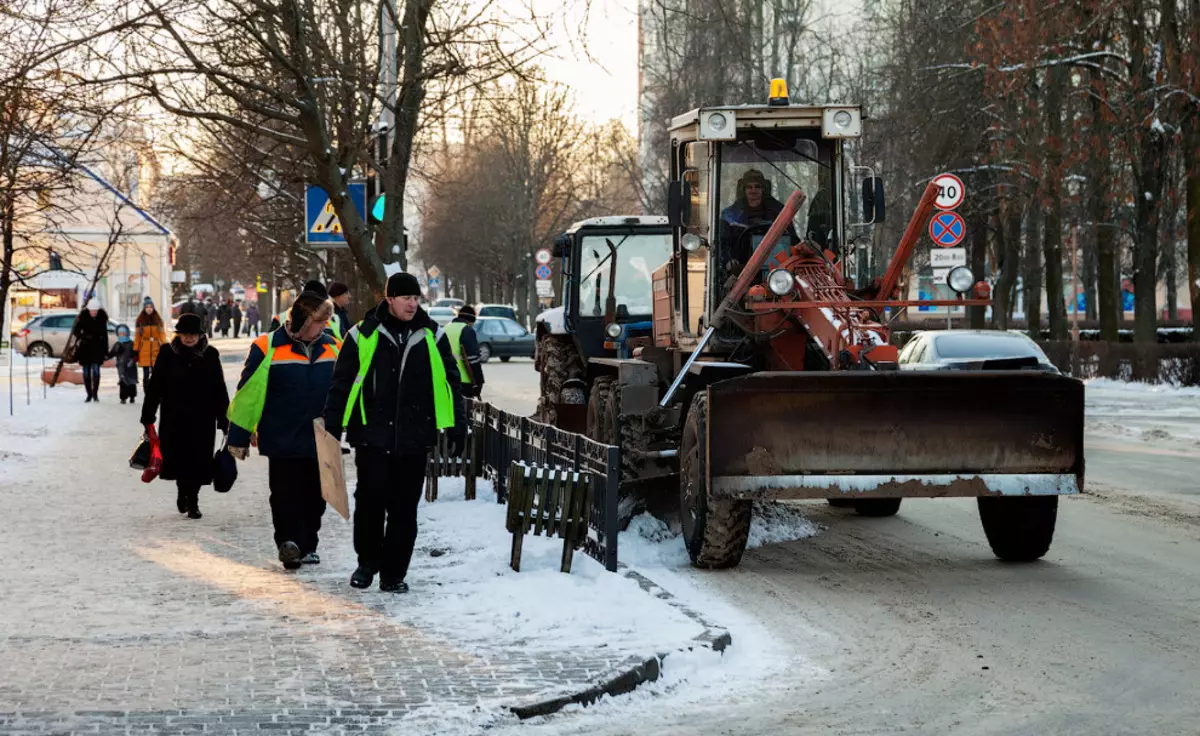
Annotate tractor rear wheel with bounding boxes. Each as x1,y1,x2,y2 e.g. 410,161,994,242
977,496,1057,561
586,376,614,442
679,393,751,569
826,499,855,508
854,499,903,517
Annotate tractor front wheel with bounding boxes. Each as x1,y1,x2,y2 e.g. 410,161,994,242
536,333,584,425
854,499,902,517
977,496,1058,562
679,393,751,569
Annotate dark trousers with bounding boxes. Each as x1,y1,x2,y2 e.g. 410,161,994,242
353,449,427,581
142,366,152,386
176,480,200,510
119,381,137,401
268,458,326,554
82,363,101,399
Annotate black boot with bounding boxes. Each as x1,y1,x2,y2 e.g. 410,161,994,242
176,489,187,514
350,565,376,589
278,541,302,570
186,493,202,519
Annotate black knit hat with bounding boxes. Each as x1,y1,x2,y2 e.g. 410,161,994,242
175,313,203,335
302,280,328,300
327,281,349,298
386,272,421,297
457,305,476,321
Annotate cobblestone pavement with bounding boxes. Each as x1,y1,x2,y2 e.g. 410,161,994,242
0,368,650,735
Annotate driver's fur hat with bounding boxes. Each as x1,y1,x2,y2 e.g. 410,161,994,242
737,169,772,201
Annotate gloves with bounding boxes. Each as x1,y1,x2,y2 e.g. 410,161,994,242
228,446,249,461
445,429,467,458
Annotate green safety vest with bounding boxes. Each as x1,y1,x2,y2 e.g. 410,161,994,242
443,322,471,383
226,334,278,432
226,332,340,432
341,325,455,431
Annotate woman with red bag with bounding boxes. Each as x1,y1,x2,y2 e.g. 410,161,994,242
141,313,230,518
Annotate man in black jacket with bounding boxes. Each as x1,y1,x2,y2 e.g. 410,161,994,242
323,272,465,593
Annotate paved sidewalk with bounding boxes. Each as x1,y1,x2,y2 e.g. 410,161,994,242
0,372,682,734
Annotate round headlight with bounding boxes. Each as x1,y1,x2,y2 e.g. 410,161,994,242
605,322,622,339
708,112,727,132
767,269,794,296
681,233,702,252
947,266,974,294
834,110,853,129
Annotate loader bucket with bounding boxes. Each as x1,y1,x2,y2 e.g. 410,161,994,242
705,371,1084,500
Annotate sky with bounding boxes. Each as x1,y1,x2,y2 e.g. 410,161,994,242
536,0,641,132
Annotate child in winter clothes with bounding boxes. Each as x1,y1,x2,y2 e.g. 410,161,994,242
108,325,140,404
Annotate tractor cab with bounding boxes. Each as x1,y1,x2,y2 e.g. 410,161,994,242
542,216,671,361
660,81,883,349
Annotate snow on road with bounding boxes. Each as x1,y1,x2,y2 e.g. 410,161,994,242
1085,378,1200,445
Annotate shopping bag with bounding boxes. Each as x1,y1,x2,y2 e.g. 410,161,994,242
212,440,238,493
141,425,163,484
130,435,152,470
314,419,350,520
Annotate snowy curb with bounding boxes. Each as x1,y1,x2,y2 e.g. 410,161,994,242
507,566,731,720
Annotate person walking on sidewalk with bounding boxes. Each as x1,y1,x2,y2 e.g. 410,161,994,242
323,272,465,594
141,313,230,519
227,289,340,571
134,298,166,389
107,325,139,404
327,281,352,340
217,300,232,338
231,300,242,338
72,299,110,403
245,303,260,336
444,305,485,398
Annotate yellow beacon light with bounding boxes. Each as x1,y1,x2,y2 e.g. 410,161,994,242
768,78,790,106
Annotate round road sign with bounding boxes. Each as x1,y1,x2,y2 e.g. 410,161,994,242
929,211,966,247
535,248,552,265
535,264,553,280
932,173,965,210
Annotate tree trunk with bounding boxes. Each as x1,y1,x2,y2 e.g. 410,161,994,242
0,200,14,347
1188,125,1200,341
969,212,987,328
1132,144,1165,343
993,195,1022,330
1090,99,1119,342
1166,231,1178,321
1043,66,1068,340
1023,207,1043,339
1084,243,1097,321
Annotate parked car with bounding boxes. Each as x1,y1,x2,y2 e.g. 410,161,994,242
474,303,518,321
897,329,1060,373
428,306,457,327
434,298,465,312
473,316,535,362
14,311,122,358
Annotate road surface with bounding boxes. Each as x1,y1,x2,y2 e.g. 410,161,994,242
478,360,1200,736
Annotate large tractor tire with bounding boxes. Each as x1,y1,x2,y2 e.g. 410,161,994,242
679,393,751,569
826,498,855,508
977,496,1058,562
854,499,903,517
536,333,584,425
586,376,615,442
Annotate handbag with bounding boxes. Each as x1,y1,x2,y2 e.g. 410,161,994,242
141,425,163,483
130,434,152,470
212,439,238,493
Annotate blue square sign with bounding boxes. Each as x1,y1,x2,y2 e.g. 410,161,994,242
306,183,367,245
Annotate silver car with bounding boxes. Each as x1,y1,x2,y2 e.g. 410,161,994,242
897,329,1060,373
14,311,121,358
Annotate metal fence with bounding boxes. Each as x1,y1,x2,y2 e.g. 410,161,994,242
429,398,620,572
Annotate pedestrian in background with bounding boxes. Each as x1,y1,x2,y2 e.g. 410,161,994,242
231,300,242,337
324,272,464,593
245,303,260,336
228,288,339,570
107,325,139,404
445,305,484,398
217,299,232,338
141,313,230,519
72,299,110,403
328,282,352,340
134,298,166,388
202,298,215,337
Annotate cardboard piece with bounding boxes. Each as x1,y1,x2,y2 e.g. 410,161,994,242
314,419,350,520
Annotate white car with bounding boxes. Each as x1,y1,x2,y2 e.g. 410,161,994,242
428,306,457,327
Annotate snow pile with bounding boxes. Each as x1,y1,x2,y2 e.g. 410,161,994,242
1085,378,1200,444
351,480,706,655
747,501,823,549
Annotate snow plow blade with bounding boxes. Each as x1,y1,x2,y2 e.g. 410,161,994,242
705,371,1084,500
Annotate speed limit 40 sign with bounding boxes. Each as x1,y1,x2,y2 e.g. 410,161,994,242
932,173,965,210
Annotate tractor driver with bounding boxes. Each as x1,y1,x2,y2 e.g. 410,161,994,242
719,168,797,276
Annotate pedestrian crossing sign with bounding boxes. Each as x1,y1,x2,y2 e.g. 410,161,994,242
305,182,367,246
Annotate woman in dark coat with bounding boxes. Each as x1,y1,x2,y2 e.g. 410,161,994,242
141,313,230,519
72,299,110,402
